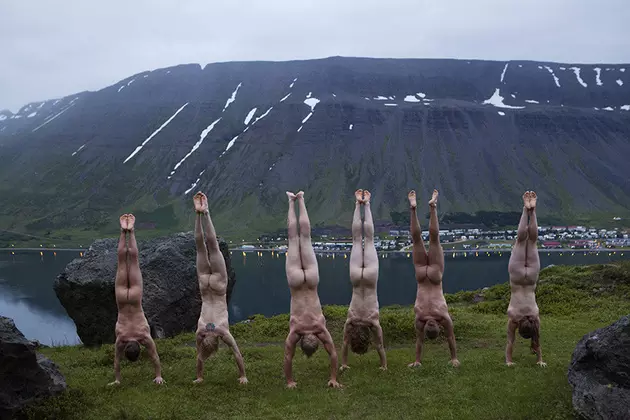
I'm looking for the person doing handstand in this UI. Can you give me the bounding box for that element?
[192,192,247,384]
[408,190,460,368]
[506,191,546,367]
[110,214,163,386]
[340,189,387,371]
[284,191,342,389]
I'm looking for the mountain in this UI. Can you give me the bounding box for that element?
[1,57,629,242]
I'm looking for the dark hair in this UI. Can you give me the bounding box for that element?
[518,316,540,340]
[348,324,371,354]
[124,341,141,362]
[300,334,319,357]
[425,321,440,340]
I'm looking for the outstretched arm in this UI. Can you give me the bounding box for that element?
[220,330,248,383]
[409,322,425,367]
[284,330,300,387]
[340,321,350,369]
[143,337,163,383]
[316,329,342,387]
[109,340,123,385]
[372,322,387,370]
[442,315,459,366]
[506,319,517,366]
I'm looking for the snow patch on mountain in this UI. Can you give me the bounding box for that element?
[594,68,603,86]
[223,82,242,112]
[124,102,189,163]
[244,108,257,125]
[483,89,525,109]
[570,67,588,87]
[171,116,221,173]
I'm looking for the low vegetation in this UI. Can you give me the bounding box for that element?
[24,261,630,419]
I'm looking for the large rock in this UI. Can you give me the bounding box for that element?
[568,315,630,420]
[0,317,66,418]
[53,232,236,346]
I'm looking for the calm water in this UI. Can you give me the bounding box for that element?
[0,250,627,346]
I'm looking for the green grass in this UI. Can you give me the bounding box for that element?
[24,262,630,419]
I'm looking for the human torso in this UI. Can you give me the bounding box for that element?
[507,274,539,320]
[348,270,380,323]
[288,272,326,335]
[414,268,448,321]
[115,301,150,341]
[196,272,229,332]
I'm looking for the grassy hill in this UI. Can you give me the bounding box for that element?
[23,261,630,419]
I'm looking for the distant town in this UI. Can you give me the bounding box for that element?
[240,225,630,252]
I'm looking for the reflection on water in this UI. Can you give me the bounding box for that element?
[0,249,627,346]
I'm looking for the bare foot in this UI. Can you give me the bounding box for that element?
[340,364,350,372]
[239,376,249,384]
[408,190,417,209]
[449,359,460,368]
[523,191,531,209]
[153,376,164,385]
[193,192,205,212]
[363,190,371,204]
[379,365,388,371]
[529,191,537,210]
[537,361,547,368]
[429,189,438,207]
[108,380,121,386]
[354,189,364,204]
[126,214,136,231]
[506,361,516,367]
[296,191,304,200]
[327,380,343,388]
[193,378,203,384]
[408,361,422,368]
[286,381,297,389]
[286,191,297,201]
[119,214,128,231]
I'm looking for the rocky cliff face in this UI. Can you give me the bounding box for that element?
[53,232,236,346]
[568,315,630,420]
[0,316,66,418]
[1,57,629,237]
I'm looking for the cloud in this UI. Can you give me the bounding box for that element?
[1,0,629,111]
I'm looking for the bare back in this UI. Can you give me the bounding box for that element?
[197,272,229,331]
[507,197,541,321]
[288,273,326,335]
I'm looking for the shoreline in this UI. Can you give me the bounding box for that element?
[1,247,628,254]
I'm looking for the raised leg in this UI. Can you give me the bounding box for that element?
[409,190,428,266]
[125,215,143,293]
[526,193,540,271]
[115,218,128,290]
[508,194,530,276]
[285,192,301,272]
[195,212,211,275]
[350,190,364,279]
[296,192,318,272]
[427,189,444,271]
[362,191,379,276]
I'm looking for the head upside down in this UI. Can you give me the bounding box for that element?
[347,324,371,354]
[300,334,319,357]
[518,316,540,341]
[424,319,440,340]
[124,341,141,362]
[199,323,220,359]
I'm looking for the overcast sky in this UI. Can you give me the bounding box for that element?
[1,0,629,112]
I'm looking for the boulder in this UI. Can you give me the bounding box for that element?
[0,317,66,418]
[568,315,630,420]
[54,232,236,346]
